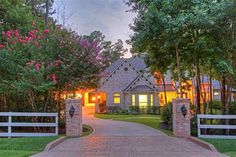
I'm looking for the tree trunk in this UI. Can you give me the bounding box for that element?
[175,44,183,98]
[221,76,226,115]
[45,0,49,26]
[162,75,168,106]
[209,69,213,115]
[196,61,201,114]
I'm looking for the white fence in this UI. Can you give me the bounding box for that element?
[197,114,236,139]
[0,112,58,138]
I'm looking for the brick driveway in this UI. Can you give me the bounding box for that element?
[33,107,227,157]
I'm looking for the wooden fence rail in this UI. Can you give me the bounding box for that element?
[0,112,58,138]
[197,114,236,139]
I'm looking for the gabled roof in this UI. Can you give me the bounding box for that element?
[123,75,158,92]
[103,58,125,75]
[103,56,146,76]
[100,56,148,87]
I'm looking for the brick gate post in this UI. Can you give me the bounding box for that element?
[66,99,82,136]
[172,98,190,138]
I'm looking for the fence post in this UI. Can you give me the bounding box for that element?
[8,113,12,138]
[197,115,201,138]
[55,114,58,135]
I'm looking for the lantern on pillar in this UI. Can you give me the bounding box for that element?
[69,105,75,118]
[181,104,187,117]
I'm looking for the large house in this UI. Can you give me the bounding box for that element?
[79,56,235,112]
[94,56,159,111]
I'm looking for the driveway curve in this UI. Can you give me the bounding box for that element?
[33,107,227,157]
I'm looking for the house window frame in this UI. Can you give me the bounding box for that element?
[150,94,153,106]
[132,94,136,106]
[113,93,121,104]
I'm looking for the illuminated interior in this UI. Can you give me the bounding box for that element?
[113,93,121,104]
[159,92,177,106]
[132,94,135,106]
[139,94,148,107]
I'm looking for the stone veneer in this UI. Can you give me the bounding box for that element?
[66,99,82,136]
[172,98,190,138]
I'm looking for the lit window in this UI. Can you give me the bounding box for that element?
[139,95,148,107]
[113,93,120,104]
[150,94,153,106]
[132,95,136,106]
[214,92,219,96]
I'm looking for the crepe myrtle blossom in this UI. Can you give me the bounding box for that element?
[79,38,90,49]
[0,44,6,48]
[52,74,57,83]
[44,29,49,34]
[34,63,40,71]
[2,29,47,48]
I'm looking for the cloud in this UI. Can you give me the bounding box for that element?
[53,0,136,57]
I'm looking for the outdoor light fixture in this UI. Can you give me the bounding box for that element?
[181,104,187,117]
[69,105,75,118]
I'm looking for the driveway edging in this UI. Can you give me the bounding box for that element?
[44,136,67,151]
[188,136,218,152]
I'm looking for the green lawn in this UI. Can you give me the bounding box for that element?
[201,139,236,157]
[95,114,173,135]
[0,136,60,157]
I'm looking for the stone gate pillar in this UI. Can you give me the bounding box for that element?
[172,98,190,138]
[66,99,82,136]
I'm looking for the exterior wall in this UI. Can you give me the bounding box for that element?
[99,61,139,107]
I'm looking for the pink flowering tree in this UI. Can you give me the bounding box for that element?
[0,25,106,112]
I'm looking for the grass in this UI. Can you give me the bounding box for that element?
[95,114,173,136]
[201,139,236,157]
[0,124,93,157]
[0,136,60,157]
[82,124,93,136]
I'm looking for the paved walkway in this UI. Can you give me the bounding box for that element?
[33,107,227,157]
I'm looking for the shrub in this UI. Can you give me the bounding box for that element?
[191,115,198,136]
[147,106,159,114]
[160,103,172,130]
[106,106,123,114]
[229,102,236,114]
[129,106,140,114]
[211,100,222,110]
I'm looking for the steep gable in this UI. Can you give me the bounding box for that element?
[123,75,158,93]
[98,56,157,94]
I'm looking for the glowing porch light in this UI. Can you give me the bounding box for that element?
[76,93,82,98]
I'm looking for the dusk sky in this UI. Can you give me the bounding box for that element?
[53,0,136,58]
